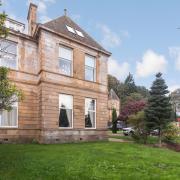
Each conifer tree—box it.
[124,73,137,96]
[145,73,172,146]
[112,108,117,133]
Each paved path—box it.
[108,138,134,143]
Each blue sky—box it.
[1,0,180,91]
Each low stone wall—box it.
[39,129,108,144]
[0,129,40,144]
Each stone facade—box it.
[0,4,110,143]
[108,89,120,122]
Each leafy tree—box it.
[136,86,150,99]
[108,74,125,99]
[163,122,180,143]
[0,1,9,38]
[112,108,117,133]
[0,67,23,111]
[145,73,172,146]
[123,92,144,107]
[118,100,146,123]
[128,111,148,144]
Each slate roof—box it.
[108,89,120,100]
[43,15,110,55]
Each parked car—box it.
[122,127,134,136]
[150,129,159,136]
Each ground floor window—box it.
[85,98,96,128]
[0,103,18,127]
[59,94,73,128]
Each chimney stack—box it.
[27,3,37,36]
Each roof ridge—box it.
[42,15,110,55]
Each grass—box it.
[0,142,180,180]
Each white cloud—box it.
[97,24,121,48]
[27,0,56,23]
[168,85,180,93]
[108,57,130,81]
[136,49,168,78]
[169,47,180,70]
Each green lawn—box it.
[0,142,180,180]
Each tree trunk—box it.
[158,128,162,147]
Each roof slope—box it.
[108,89,120,100]
[43,15,109,54]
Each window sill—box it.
[59,127,73,129]
[84,127,96,130]
[0,126,18,129]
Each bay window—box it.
[85,55,96,82]
[59,94,73,128]
[59,46,73,76]
[0,103,18,127]
[85,98,96,128]
[0,39,17,69]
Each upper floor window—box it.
[85,55,96,82]
[0,102,18,128]
[59,46,73,76]
[0,39,17,70]
[59,94,73,128]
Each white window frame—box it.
[59,94,73,129]
[85,98,96,129]
[58,45,73,77]
[0,39,18,70]
[85,54,96,82]
[0,102,18,128]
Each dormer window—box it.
[59,46,73,76]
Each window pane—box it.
[0,40,17,54]
[59,58,71,76]
[59,46,72,60]
[85,55,95,67]
[0,107,17,127]
[0,53,17,69]
[59,109,72,127]
[85,98,95,111]
[85,111,95,128]
[66,25,76,34]
[0,40,17,69]
[59,94,73,128]
[85,98,96,128]
[59,94,73,109]
[85,66,95,81]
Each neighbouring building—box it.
[108,89,120,122]
[171,89,180,127]
[0,3,111,143]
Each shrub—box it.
[128,111,148,144]
[163,123,180,143]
